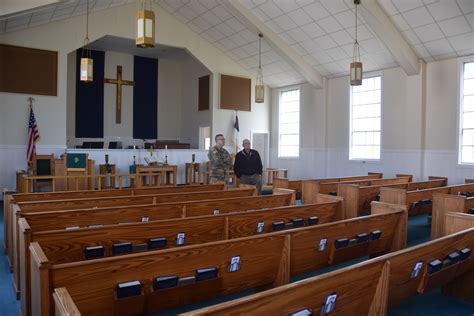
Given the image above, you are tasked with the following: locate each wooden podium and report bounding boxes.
[56,153,95,190]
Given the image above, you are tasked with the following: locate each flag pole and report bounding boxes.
[28,97,35,109]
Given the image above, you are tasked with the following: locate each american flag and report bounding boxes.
[27,107,40,162]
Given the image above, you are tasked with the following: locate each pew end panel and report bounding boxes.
[371,202,408,250]
[432,193,468,239]
[337,184,359,219]
[29,242,50,316]
[444,212,474,236]
[272,188,296,205]
[301,180,321,204]
[18,218,32,303]
[313,194,344,221]
[53,287,81,316]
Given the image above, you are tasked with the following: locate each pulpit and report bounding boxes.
[31,154,55,192]
[56,153,95,190]
[99,164,116,189]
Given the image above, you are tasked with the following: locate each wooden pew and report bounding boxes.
[339,177,448,219]
[432,192,474,239]
[381,183,474,220]
[273,172,384,201]
[29,205,406,316]
[187,227,474,315]
[301,175,416,204]
[3,183,225,270]
[20,198,342,313]
[8,187,255,285]
[11,191,294,299]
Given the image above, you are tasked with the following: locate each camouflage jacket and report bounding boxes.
[208,145,232,180]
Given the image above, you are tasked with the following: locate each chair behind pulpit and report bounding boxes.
[31,154,54,192]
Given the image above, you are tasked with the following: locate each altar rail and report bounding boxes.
[17,172,166,193]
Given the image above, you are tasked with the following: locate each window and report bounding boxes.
[279,88,300,157]
[350,76,382,160]
[204,137,211,150]
[460,61,474,164]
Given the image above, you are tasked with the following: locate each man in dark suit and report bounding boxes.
[234,139,263,194]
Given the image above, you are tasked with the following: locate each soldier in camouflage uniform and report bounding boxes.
[208,134,232,183]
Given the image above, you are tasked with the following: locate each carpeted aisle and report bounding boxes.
[0,201,20,316]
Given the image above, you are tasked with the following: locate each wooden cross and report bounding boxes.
[104,65,134,124]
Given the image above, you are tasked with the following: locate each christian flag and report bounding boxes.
[233,112,239,153]
[27,106,40,162]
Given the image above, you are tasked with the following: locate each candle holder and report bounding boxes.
[164,155,168,165]
[133,155,136,166]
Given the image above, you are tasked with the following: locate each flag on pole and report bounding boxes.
[27,106,40,162]
[233,112,239,153]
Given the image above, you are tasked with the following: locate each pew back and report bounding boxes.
[29,207,405,316]
[187,228,474,315]
[339,178,448,219]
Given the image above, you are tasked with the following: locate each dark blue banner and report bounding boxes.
[75,49,105,138]
[133,55,158,139]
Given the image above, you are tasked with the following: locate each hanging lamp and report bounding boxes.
[136,0,155,48]
[80,0,93,82]
[255,33,264,103]
[350,0,363,86]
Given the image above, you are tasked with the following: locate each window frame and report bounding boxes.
[278,86,301,159]
[458,56,474,165]
[349,71,383,162]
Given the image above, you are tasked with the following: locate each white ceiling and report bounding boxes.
[1,0,473,88]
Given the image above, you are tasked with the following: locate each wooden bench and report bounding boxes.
[186,226,474,315]
[7,187,256,281]
[20,197,342,314]
[3,183,225,268]
[432,192,474,239]
[301,175,418,204]
[11,191,295,299]
[273,172,384,200]
[381,183,474,222]
[338,177,448,219]
[29,204,406,316]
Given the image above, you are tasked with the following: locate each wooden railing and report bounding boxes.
[18,172,166,193]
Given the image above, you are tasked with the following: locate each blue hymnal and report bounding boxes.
[272,221,285,231]
[356,233,369,243]
[428,259,442,274]
[116,281,142,299]
[195,267,218,282]
[335,238,349,249]
[292,218,304,228]
[84,245,104,259]
[153,276,178,291]
[370,230,382,240]
[112,242,133,255]
[308,216,319,225]
[148,237,167,249]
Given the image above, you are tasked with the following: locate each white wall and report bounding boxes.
[269,57,474,183]
[0,2,269,193]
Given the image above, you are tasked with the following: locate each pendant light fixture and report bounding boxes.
[350,0,363,86]
[136,0,155,48]
[80,0,93,82]
[255,33,264,103]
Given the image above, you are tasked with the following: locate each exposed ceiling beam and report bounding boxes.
[0,0,62,20]
[359,0,420,76]
[222,0,324,89]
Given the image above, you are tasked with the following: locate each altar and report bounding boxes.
[66,148,210,185]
